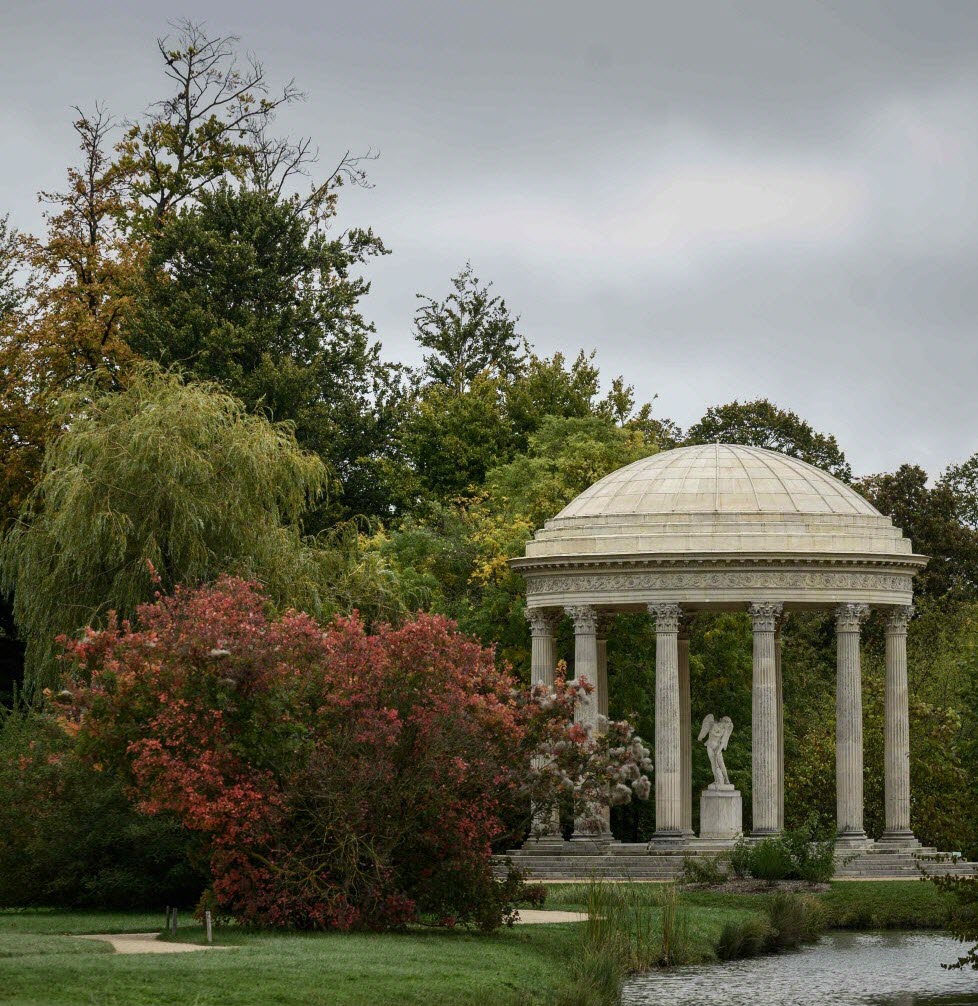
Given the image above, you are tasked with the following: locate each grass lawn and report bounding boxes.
[0,882,955,1006]
[0,908,583,1006]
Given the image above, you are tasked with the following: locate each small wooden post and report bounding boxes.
[165,906,171,932]
[171,907,178,936]
[205,910,213,945]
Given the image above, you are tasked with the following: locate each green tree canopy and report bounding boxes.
[129,183,400,522]
[857,464,978,598]
[414,263,524,394]
[686,398,851,481]
[1,367,333,691]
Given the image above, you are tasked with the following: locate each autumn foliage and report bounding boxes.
[61,577,650,930]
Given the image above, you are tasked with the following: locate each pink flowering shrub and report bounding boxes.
[62,577,650,930]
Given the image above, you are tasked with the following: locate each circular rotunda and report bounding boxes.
[512,443,926,850]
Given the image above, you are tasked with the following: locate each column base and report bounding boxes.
[878,830,920,848]
[651,829,686,846]
[835,830,872,850]
[528,833,568,848]
[570,828,615,843]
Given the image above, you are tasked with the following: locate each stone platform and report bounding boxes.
[498,838,978,882]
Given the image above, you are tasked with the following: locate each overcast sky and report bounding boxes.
[3,1,977,477]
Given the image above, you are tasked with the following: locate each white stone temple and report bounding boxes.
[506,443,976,879]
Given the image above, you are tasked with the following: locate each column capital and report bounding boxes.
[883,605,914,634]
[836,602,870,632]
[565,604,598,634]
[525,608,561,637]
[647,603,683,633]
[748,602,783,632]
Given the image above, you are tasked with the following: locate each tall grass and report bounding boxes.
[554,881,692,1006]
[716,892,826,961]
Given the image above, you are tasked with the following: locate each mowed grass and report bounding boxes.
[0,908,580,1006]
[0,881,956,1006]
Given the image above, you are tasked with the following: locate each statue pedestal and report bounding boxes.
[700,784,742,841]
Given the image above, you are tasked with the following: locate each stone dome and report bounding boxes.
[522,444,918,561]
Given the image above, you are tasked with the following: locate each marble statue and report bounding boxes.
[698,714,733,788]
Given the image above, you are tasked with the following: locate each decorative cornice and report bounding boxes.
[647,603,683,633]
[564,604,598,634]
[836,602,870,632]
[525,608,561,637]
[748,602,784,633]
[511,551,928,574]
[883,605,914,634]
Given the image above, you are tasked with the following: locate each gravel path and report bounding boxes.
[73,933,232,954]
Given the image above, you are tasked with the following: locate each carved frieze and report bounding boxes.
[525,567,912,597]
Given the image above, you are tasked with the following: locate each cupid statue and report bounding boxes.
[698,714,734,788]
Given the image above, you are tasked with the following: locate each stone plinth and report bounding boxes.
[700,785,742,841]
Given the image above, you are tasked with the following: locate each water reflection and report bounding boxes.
[623,931,978,1006]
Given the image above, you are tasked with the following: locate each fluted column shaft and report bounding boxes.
[596,638,609,722]
[567,605,599,839]
[526,609,562,838]
[836,603,869,841]
[595,619,613,837]
[528,610,559,693]
[649,603,683,838]
[883,606,915,842]
[750,603,783,835]
[678,627,693,835]
[775,619,784,831]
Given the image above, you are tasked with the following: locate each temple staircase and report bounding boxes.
[497,839,978,882]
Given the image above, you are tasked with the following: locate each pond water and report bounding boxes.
[622,932,978,1006]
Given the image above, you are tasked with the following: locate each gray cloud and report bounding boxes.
[3,0,978,476]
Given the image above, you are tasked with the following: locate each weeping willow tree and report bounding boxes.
[1,367,407,693]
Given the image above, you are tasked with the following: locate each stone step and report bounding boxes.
[499,846,978,882]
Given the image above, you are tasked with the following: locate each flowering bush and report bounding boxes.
[62,577,650,930]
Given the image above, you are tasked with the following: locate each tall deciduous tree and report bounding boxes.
[129,183,400,522]
[857,464,978,598]
[686,398,851,481]
[0,108,141,528]
[414,263,524,395]
[1,367,331,691]
[114,20,303,235]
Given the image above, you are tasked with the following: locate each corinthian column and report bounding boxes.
[775,616,785,831]
[566,605,600,839]
[882,606,917,845]
[649,603,683,840]
[750,602,783,835]
[678,622,693,836]
[595,614,614,839]
[526,608,562,839]
[836,603,869,844]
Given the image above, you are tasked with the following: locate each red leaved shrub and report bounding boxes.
[62,577,650,930]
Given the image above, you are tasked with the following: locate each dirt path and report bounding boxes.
[73,933,233,954]
[515,910,587,924]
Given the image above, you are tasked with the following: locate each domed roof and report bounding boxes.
[558,443,877,520]
[521,444,917,561]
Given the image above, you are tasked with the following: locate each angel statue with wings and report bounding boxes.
[698,714,734,788]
